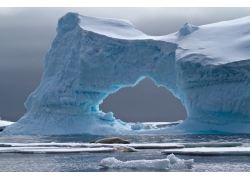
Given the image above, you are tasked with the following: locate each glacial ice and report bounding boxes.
[2,13,250,135]
[0,120,14,127]
[99,154,194,170]
[0,120,14,131]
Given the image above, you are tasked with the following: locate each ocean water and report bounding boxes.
[0,134,250,172]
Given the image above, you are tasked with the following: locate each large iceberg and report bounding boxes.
[2,13,250,135]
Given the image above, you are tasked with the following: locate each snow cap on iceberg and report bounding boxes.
[177,23,199,37]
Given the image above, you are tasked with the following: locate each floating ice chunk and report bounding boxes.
[99,154,193,170]
[141,121,183,128]
[127,143,184,149]
[0,142,88,148]
[131,122,144,130]
[0,120,14,127]
[0,120,14,131]
[114,145,139,152]
[142,124,157,130]
[0,146,115,153]
[0,142,184,149]
[0,146,59,153]
[99,157,171,170]
[162,147,250,156]
[167,153,194,170]
[182,142,243,148]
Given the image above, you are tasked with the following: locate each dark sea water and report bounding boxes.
[0,134,250,172]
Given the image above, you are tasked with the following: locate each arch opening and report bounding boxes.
[99,77,187,123]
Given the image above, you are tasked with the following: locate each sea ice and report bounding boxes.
[0,120,14,131]
[0,142,185,149]
[182,142,243,148]
[99,153,194,170]
[130,122,144,130]
[0,120,14,127]
[162,147,250,156]
[2,13,250,135]
[0,146,115,153]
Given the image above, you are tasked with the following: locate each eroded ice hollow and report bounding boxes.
[2,13,250,135]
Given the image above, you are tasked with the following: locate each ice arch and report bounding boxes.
[2,13,250,135]
[100,78,187,122]
[2,13,182,135]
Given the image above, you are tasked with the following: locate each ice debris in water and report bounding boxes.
[99,153,194,170]
[130,122,157,130]
[114,146,139,152]
[131,122,144,130]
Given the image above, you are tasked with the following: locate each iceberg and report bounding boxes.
[2,13,250,135]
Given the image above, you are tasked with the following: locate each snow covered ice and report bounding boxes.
[162,147,250,156]
[99,153,194,170]
[0,119,14,131]
[2,13,250,135]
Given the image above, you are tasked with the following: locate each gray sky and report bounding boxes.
[1,7,250,122]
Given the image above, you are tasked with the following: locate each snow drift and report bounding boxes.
[2,13,250,135]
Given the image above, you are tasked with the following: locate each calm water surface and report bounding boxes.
[0,134,250,172]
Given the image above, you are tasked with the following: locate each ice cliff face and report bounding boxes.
[2,13,250,135]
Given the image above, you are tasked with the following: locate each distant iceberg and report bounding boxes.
[2,13,250,135]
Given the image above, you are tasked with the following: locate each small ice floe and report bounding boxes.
[141,121,183,128]
[130,122,144,130]
[0,147,115,153]
[99,153,194,170]
[0,120,14,131]
[95,143,184,149]
[162,147,250,156]
[129,121,183,130]
[127,143,184,149]
[114,146,139,152]
[182,142,243,148]
[0,142,185,149]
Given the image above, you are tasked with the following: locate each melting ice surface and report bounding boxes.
[2,13,250,135]
[99,154,194,170]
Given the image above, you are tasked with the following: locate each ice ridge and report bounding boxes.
[177,23,199,37]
